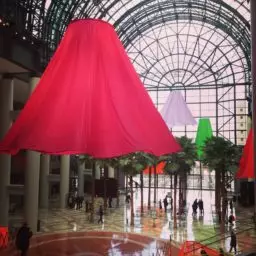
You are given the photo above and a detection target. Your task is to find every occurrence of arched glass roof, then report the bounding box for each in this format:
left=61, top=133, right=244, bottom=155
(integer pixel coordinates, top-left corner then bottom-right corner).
left=41, top=1, right=251, bottom=83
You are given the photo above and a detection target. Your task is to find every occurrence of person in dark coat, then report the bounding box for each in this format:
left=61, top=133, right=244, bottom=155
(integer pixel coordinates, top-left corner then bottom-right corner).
left=108, top=197, right=112, bottom=208
left=126, top=194, right=131, bottom=203
left=229, top=230, right=237, bottom=254
left=228, top=214, right=235, bottom=225
left=198, top=199, right=204, bottom=215
left=159, top=200, right=162, bottom=211
left=192, top=199, right=198, bottom=216
left=170, top=196, right=173, bottom=210
left=15, top=222, right=33, bottom=256
left=98, top=205, right=104, bottom=224
left=229, top=199, right=233, bottom=213
left=85, top=200, right=89, bottom=212
left=163, top=196, right=168, bottom=212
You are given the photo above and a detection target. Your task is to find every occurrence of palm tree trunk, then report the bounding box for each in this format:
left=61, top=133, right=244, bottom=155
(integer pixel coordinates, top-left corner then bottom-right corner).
left=130, top=175, right=134, bottom=226
left=170, top=174, right=172, bottom=212
left=215, top=170, right=221, bottom=212
left=174, top=173, right=178, bottom=229
left=179, top=175, right=182, bottom=215
left=103, top=165, right=108, bottom=211
left=116, top=167, right=120, bottom=208
left=221, top=170, right=227, bottom=232
left=140, top=170, right=144, bottom=214
left=154, top=165, right=157, bottom=205
left=184, top=172, right=187, bottom=203
left=148, top=167, right=152, bottom=210
left=90, top=162, right=96, bottom=223
left=125, top=174, right=128, bottom=194
left=171, top=173, right=173, bottom=191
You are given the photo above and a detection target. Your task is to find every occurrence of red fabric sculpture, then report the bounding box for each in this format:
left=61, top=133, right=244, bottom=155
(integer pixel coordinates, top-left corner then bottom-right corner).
left=0, top=19, right=180, bottom=158
left=143, top=162, right=166, bottom=175
left=236, top=129, right=254, bottom=179
left=178, top=241, right=220, bottom=256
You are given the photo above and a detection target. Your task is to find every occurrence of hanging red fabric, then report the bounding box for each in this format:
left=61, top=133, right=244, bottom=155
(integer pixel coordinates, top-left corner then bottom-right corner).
left=143, top=162, right=166, bottom=175
left=236, top=129, right=254, bottom=179
left=0, top=19, right=180, bottom=158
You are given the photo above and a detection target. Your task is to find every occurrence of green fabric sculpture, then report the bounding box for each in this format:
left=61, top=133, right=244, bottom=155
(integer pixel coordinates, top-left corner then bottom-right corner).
left=195, top=118, right=213, bottom=160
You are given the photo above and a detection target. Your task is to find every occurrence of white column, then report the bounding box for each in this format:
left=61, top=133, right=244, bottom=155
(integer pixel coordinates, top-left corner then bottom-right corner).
left=95, top=164, right=101, bottom=180
left=108, top=167, right=115, bottom=178
left=39, top=154, right=50, bottom=208
left=25, top=76, right=40, bottom=233
left=60, top=155, right=70, bottom=208
left=25, top=151, right=40, bottom=233
left=0, top=77, right=13, bottom=227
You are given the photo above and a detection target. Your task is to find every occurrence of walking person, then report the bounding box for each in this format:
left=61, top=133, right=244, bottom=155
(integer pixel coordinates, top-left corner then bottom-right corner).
left=229, top=199, right=233, bottom=213
left=192, top=199, right=198, bottom=216
left=126, top=194, right=131, bottom=204
left=108, top=197, right=112, bottom=208
left=198, top=199, right=204, bottom=215
left=15, top=222, right=33, bottom=256
left=163, top=196, right=168, bottom=213
left=229, top=230, right=237, bottom=254
left=98, top=205, right=104, bottom=224
left=159, top=199, right=162, bottom=211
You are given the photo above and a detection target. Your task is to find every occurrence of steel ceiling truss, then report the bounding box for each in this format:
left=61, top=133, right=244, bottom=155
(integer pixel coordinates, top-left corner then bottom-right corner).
left=0, top=0, right=45, bottom=39
left=40, top=1, right=250, bottom=71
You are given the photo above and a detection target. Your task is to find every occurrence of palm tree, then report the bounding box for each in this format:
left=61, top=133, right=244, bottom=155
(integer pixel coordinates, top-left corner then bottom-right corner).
left=164, top=136, right=197, bottom=228
left=96, top=158, right=120, bottom=209
left=202, top=136, right=242, bottom=231
left=144, top=155, right=159, bottom=210
left=136, top=153, right=156, bottom=212
left=119, top=156, right=138, bottom=226
left=118, top=152, right=151, bottom=225
left=164, top=158, right=179, bottom=227
left=79, top=155, right=96, bottom=222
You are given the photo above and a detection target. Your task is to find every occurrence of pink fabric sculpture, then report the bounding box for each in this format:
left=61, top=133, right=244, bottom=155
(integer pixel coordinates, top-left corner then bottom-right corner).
left=0, top=19, right=180, bottom=158
left=161, top=91, right=196, bottom=128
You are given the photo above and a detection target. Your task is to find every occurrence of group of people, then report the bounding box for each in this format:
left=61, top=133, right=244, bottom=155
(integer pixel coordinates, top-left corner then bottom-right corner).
left=67, top=194, right=84, bottom=209
left=158, top=195, right=173, bottom=213
left=192, top=199, right=204, bottom=216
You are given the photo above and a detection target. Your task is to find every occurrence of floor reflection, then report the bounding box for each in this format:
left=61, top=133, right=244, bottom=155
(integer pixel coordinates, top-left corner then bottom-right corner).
left=2, top=231, right=176, bottom=256
left=7, top=188, right=256, bottom=255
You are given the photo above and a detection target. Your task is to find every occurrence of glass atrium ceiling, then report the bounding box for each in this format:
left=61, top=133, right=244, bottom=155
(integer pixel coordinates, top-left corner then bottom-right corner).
left=12, top=0, right=251, bottom=142
left=43, top=0, right=251, bottom=93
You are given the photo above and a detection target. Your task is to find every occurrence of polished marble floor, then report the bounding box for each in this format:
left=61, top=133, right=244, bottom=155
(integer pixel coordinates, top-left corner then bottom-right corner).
left=2, top=231, right=176, bottom=256
left=5, top=189, right=256, bottom=255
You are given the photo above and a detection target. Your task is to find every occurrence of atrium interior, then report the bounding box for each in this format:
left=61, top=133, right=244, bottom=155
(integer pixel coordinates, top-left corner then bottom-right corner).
left=0, top=1, right=255, bottom=255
